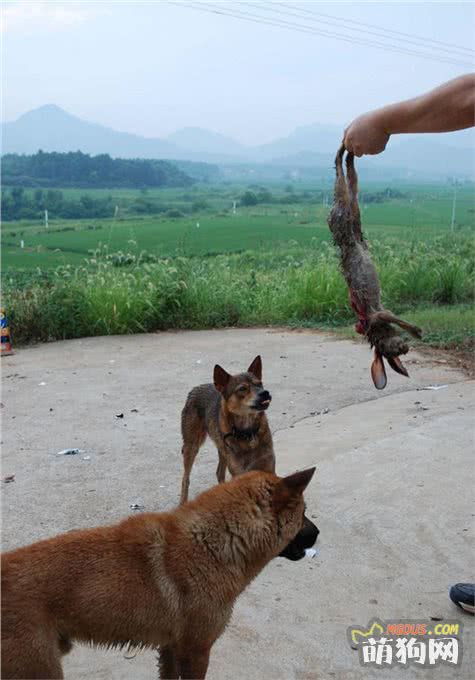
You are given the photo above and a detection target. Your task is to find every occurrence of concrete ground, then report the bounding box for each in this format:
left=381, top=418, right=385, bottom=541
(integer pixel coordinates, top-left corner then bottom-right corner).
left=2, top=328, right=474, bottom=679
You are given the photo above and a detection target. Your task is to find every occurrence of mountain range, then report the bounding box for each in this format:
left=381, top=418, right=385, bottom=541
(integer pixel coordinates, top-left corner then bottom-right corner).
left=2, top=104, right=474, bottom=179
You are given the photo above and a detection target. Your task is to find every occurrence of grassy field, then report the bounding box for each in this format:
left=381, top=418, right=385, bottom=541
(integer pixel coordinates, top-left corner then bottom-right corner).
left=3, top=183, right=474, bottom=270
left=2, top=181, right=474, bottom=351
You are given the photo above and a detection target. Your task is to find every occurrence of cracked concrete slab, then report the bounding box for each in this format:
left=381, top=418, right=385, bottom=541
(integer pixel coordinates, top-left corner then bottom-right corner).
left=1, top=329, right=473, bottom=679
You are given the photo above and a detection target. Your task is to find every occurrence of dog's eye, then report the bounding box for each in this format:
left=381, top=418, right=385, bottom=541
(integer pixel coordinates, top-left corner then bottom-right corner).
left=237, top=384, right=249, bottom=395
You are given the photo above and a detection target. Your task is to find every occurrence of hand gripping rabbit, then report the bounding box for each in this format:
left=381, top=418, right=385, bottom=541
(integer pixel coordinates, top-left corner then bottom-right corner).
left=328, top=145, right=422, bottom=389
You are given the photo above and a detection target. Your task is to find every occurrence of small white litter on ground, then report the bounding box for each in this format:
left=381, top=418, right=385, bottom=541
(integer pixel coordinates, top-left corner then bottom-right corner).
left=56, top=448, right=84, bottom=456
left=129, top=499, right=145, bottom=511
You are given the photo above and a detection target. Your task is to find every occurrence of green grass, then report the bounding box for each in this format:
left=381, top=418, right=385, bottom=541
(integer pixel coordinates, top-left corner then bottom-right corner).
left=2, top=212, right=328, bottom=266
left=3, top=208, right=473, bottom=272
left=2, top=182, right=474, bottom=271
left=3, top=236, right=474, bottom=350
left=2, top=182, right=474, bottom=352
left=404, top=305, right=475, bottom=348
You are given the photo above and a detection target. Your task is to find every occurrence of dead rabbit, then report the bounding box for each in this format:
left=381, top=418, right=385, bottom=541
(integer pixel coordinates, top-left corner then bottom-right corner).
left=328, top=144, right=422, bottom=389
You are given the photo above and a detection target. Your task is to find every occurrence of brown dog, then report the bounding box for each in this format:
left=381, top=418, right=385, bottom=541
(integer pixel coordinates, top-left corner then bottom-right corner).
left=180, top=355, right=275, bottom=504
left=1, top=468, right=318, bottom=680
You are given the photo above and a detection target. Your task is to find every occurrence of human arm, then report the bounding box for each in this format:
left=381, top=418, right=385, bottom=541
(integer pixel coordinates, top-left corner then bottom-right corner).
left=343, top=73, right=475, bottom=156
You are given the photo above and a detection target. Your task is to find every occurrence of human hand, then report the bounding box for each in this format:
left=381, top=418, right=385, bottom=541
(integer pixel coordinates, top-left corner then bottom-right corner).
left=343, top=112, right=390, bottom=156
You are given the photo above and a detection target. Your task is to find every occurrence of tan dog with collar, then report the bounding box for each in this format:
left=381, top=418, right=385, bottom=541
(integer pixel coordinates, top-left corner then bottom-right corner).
left=180, top=356, right=275, bottom=504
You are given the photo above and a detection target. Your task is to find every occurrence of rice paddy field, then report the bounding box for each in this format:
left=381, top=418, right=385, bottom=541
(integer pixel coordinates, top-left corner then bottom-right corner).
left=2, top=181, right=474, bottom=351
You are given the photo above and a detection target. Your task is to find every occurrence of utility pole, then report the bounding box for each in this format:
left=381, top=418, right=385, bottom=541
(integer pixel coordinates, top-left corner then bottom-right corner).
left=232, top=200, right=237, bottom=215
left=44, top=209, right=49, bottom=228
left=450, top=180, right=457, bottom=232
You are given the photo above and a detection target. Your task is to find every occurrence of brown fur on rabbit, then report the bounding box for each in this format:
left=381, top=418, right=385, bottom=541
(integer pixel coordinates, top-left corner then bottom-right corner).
left=328, top=145, right=422, bottom=389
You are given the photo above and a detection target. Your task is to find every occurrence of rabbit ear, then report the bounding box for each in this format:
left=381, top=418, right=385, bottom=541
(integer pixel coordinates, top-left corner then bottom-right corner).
left=387, top=356, right=409, bottom=377
left=371, top=350, right=387, bottom=390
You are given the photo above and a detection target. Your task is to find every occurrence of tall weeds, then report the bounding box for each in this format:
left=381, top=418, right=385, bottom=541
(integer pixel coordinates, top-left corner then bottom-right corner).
left=3, top=235, right=474, bottom=345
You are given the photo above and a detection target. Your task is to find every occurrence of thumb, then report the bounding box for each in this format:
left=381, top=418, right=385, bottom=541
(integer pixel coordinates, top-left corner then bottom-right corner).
left=343, top=133, right=353, bottom=153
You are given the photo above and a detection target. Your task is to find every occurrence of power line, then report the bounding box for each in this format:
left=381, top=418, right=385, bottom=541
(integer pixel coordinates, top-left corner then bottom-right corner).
left=207, top=2, right=474, bottom=66
left=175, top=1, right=473, bottom=68
left=175, top=1, right=474, bottom=68
left=240, top=1, right=475, bottom=59
left=272, top=2, right=475, bottom=57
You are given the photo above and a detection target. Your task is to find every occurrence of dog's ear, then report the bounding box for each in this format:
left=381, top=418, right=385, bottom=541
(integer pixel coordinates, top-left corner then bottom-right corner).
left=214, top=364, right=231, bottom=394
left=371, top=350, right=387, bottom=390
left=273, top=467, right=316, bottom=511
left=282, top=467, right=316, bottom=494
left=247, top=355, right=262, bottom=380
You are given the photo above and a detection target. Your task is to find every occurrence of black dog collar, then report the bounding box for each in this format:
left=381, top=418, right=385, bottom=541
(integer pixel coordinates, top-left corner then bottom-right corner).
left=223, top=424, right=260, bottom=442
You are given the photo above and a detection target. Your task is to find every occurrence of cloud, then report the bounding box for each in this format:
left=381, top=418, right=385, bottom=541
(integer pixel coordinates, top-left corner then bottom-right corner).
left=2, top=1, right=105, bottom=35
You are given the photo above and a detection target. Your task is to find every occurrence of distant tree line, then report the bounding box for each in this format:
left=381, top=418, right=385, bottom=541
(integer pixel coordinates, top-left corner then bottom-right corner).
left=360, top=188, right=407, bottom=203
left=173, top=160, right=221, bottom=183
left=239, top=187, right=315, bottom=207
left=2, top=151, right=194, bottom=188
left=1, top=187, right=210, bottom=221
left=240, top=189, right=273, bottom=206
left=1, top=187, right=118, bottom=221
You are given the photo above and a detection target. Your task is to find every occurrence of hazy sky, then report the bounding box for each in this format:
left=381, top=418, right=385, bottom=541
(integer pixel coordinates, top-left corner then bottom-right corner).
left=2, top=1, right=474, bottom=144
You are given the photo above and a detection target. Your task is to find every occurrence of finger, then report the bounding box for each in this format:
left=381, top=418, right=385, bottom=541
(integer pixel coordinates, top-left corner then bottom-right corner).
left=367, top=146, right=385, bottom=156
left=343, top=137, right=353, bottom=153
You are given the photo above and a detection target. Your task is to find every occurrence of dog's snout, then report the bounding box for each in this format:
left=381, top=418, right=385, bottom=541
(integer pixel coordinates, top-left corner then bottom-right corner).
left=300, top=516, right=319, bottom=548
left=252, top=388, right=271, bottom=412
left=278, top=515, right=319, bottom=561
left=258, top=389, right=271, bottom=401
